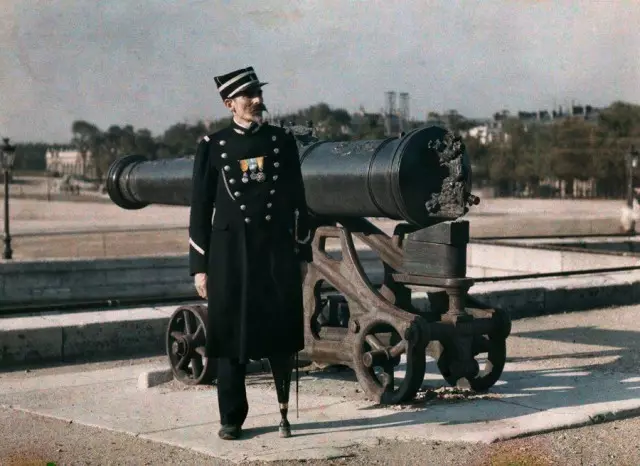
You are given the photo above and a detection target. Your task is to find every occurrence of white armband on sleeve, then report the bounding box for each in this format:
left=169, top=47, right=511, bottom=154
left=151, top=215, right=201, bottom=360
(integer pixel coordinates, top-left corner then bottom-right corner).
left=189, top=238, right=206, bottom=255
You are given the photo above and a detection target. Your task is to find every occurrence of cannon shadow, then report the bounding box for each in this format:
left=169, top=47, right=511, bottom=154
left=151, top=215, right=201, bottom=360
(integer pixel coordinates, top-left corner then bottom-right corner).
left=237, top=325, right=640, bottom=438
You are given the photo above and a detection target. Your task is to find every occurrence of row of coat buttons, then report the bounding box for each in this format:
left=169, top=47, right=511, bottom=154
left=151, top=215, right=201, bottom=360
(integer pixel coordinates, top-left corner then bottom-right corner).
left=215, top=137, right=280, bottom=223
left=239, top=202, right=273, bottom=210
left=244, top=215, right=272, bottom=224
left=234, top=189, right=276, bottom=198
left=228, top=175, right=278, bottom=185
left=241, top=201, right=274, bottom=223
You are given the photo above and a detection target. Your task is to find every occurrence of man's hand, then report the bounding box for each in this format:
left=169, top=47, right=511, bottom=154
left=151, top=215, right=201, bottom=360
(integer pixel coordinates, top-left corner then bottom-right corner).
left=194, top=273, right=208, bottom=299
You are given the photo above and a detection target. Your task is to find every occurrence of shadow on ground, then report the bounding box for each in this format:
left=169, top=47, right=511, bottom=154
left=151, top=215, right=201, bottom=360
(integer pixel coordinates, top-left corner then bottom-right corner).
left=227, top=325, right=640, bottom=438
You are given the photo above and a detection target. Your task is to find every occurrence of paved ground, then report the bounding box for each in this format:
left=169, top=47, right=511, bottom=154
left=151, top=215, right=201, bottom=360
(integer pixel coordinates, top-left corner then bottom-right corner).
left=1, top=305, right=640, bottom=464
left=9, top=197, right=627, bottom=235
left=4, top=196, right=630, bottom=261
left=11, top=197, right=190, bottom=234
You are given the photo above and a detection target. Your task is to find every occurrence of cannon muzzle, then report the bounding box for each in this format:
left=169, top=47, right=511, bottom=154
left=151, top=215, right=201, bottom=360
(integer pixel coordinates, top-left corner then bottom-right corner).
left=106, top=154, right=195, bottom=210
left=106, top=125, right=475, bottom=226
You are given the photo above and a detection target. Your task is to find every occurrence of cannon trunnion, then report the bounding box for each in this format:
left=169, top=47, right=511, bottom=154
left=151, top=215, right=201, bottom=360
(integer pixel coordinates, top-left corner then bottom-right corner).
left=105, top=125, right=510, bottom=404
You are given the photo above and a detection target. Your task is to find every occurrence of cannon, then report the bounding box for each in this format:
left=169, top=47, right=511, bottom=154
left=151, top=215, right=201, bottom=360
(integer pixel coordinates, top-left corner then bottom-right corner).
left=106, top=125, right=511, bottom=404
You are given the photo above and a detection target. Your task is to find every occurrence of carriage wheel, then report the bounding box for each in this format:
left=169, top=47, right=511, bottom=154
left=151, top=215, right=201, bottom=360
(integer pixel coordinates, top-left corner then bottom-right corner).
left=353, top=321, right=427, bottom=404
left=166, top=305, right=217, bottom=385
left=435, top=308, right=510, bottom=391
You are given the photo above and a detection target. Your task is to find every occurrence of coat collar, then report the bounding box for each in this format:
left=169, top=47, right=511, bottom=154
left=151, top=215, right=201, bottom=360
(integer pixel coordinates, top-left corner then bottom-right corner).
left=231, top=119, right=264, bottom=136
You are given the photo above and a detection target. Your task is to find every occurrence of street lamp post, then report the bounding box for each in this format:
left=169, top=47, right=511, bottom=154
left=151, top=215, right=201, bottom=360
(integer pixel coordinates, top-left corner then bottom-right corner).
left=2, top=137, right=17, bottom=260
left=628, top=146, right=639, bottom=210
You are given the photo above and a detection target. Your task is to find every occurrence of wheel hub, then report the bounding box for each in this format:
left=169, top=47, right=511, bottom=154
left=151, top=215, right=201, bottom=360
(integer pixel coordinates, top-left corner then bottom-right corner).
left=172, top=335, right=191, bottom=357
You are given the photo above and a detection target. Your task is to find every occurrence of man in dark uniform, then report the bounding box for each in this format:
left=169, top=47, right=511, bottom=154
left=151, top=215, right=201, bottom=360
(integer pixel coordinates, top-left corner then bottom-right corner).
left=188, top=66, right=313, bottom=440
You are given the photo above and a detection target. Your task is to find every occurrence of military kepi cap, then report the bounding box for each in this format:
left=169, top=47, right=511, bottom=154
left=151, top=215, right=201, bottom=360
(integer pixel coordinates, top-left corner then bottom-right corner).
left=214, top=66, right=268, bottom=100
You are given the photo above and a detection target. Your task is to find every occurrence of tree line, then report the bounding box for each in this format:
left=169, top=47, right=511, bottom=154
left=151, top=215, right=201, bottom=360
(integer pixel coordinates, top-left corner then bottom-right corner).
left=467, top=101, right=640, bottom=197
left=12, top=100, right=640, bottom=198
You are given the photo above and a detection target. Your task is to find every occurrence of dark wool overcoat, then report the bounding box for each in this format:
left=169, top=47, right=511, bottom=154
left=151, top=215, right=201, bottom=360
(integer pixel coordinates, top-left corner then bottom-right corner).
left=188, top=121, right=313, bottom=363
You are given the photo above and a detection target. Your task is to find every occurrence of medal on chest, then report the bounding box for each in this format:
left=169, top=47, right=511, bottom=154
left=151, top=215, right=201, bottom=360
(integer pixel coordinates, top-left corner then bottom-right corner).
left=239, top=156, right=266, bottom=183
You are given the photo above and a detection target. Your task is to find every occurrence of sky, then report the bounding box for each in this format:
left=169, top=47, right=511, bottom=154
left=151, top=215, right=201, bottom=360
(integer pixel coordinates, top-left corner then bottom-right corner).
left=1, top=0, right=639, bottom=143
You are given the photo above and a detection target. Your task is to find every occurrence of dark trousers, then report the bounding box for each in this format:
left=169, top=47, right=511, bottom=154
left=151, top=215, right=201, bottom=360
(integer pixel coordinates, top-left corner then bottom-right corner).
left=217, top=355, right=293, bottom=426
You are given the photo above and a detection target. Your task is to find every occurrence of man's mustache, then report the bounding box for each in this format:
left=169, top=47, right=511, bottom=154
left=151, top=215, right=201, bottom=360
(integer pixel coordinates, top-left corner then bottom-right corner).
left=251, top=103, right=268, bottom=113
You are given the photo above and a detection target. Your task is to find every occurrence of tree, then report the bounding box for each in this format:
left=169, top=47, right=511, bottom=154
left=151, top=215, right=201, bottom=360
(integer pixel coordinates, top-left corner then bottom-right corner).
left=13, top=143, right=51, bottom=171
left=463, top=136, right=491, bottom=183
left=134, top=129, right=158, bottom=160
left=549, top=118, right=597, bottom=180
left=71, top=120, right=100, bottom=174
left=303, top=103, right=332, bottom=125
left=161, top=122, right=202, bottom=157
left=599, top=101, right=640, bottom=138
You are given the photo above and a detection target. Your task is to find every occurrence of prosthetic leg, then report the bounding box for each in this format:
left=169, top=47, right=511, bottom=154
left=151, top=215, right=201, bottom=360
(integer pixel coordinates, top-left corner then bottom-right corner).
left=268, top=353, right=298, bottom=438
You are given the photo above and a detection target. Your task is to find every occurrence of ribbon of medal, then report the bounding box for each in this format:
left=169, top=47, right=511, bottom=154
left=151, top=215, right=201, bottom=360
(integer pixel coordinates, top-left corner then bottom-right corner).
left=239, top=156, right=266, bottom=183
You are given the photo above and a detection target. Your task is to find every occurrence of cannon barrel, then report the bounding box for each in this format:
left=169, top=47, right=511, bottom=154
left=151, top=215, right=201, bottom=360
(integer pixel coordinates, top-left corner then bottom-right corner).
left=107, top=125, right=476, bottom=226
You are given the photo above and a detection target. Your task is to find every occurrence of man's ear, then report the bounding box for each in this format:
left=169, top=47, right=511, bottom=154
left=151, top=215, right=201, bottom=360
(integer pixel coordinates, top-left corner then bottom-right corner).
left=223, top=98, right=233, bottom=112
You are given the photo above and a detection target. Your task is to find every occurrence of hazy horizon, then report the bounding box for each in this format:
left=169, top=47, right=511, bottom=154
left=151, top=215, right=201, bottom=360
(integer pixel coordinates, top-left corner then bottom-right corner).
left=1, top=0, right=639, bottom=143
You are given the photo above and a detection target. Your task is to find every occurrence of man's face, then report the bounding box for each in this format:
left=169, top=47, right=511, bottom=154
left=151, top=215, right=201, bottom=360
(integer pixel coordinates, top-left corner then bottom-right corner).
left=225, top=86, right=266, bottom=124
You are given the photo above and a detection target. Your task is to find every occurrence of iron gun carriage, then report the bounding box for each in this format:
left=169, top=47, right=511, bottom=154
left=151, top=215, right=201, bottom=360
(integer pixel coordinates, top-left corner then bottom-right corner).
left=106, top=125, right=511, bottom=404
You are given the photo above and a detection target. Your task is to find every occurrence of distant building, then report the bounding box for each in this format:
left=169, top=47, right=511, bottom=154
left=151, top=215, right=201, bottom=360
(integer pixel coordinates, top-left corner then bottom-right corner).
left=45, top=147, right=94, bottom=177
left=463, top=103, right=602, bottom=145
left=517, top=104, right=601, bottom=124
left=462, top=120, right=508, bottom=145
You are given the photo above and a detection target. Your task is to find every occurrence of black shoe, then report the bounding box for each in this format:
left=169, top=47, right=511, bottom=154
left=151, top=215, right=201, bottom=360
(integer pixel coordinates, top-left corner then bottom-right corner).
left=279, top=419, right=292, bottom=438
left=218, top=424, right=242, bottom=440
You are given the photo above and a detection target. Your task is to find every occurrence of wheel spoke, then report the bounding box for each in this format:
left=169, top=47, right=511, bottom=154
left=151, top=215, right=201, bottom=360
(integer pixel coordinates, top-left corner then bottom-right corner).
left=191, top=357, right=203, bottom=378
left=193, top=324, right=204, bottom=342
left=177, top=353, right=190, bottom=370
left=183, top=311, right=194, bottom=334
left=365, top=334, right=385, bottom=351
left=389, top=340, right=407, bottom=358
left=170, top=331, right=185, bottom=340
left=195, top=346, right=206, bottom=357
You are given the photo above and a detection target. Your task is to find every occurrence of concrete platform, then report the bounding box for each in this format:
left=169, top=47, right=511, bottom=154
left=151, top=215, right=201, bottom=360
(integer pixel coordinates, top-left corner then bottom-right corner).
left=3, top=270, right=640, bottom=367
left=1, top=305, right=640, bottom=462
